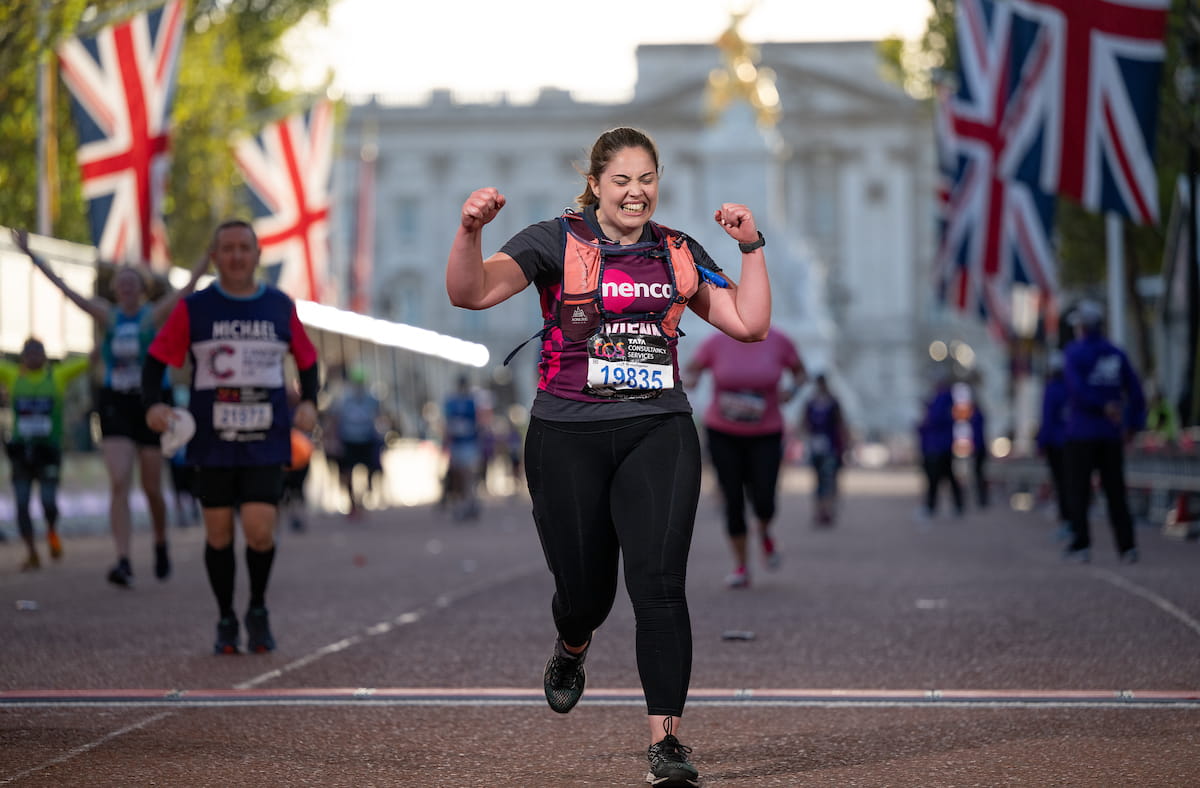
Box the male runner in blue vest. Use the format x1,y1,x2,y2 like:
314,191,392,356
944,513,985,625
143,220,319,653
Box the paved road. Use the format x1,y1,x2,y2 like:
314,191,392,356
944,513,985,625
2,467,1199,787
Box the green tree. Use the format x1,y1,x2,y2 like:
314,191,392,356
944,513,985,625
0,0,331,267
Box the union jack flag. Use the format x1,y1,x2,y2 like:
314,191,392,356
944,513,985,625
935,0,1060,338
57,0,186,269
1009,0,1169,225
232,100,336,304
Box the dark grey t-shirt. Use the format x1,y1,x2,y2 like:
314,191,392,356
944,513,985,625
499,207,721,422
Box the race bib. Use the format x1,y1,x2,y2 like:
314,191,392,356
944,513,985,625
213,402,273,433
15,397,53,438
447,416,477,439
808,434,832,456
585,333,673,396
16,415,52,438
109,365,141,392
717,391,767,423
109,329,141,361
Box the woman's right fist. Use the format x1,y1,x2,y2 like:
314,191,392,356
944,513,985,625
461,188,506,232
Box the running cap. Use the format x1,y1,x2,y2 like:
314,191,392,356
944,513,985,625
160,407,196,456
1069,299,1104,328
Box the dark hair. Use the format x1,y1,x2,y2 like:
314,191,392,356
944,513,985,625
110,264,148,295
212,219,258,247
575,127,660,208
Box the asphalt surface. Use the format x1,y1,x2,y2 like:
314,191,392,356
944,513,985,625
2,465,1199,787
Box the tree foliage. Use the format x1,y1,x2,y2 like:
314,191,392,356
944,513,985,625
0,0,330,266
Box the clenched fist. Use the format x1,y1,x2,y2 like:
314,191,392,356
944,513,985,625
461,188,507,233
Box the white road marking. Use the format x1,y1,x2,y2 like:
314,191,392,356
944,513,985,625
1090,567,1200,639
0,562,543,783
0,711,174,786
234,561,542,690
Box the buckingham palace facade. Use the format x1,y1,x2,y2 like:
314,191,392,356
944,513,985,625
328,40,1008,450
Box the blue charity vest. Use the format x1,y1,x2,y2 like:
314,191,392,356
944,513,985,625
103,305,158,392
184,285,295,467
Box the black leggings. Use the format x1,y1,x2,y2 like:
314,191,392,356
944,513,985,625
1064,438,1135,553
922,451,963,514
8,444,61,540
1045,445,1069,522
706,428,783,538
524,413,701,717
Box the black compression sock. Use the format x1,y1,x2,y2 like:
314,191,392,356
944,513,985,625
245,545,276,610
204,543,236,618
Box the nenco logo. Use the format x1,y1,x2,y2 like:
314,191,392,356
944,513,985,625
601,270,673,311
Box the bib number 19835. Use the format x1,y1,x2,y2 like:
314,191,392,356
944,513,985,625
585,333,673,393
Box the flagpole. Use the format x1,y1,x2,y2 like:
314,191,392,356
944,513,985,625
1179,0,1200,425
1188,165,1200,424
73,0,170,38
1106,213,1125,347
351,120,377,315
36,0,51,236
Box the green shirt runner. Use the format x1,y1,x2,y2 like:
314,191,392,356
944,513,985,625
0,355,91,448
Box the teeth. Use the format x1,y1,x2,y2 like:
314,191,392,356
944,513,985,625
621,203,645,212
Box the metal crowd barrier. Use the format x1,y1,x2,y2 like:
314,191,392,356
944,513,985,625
986,433,1200,540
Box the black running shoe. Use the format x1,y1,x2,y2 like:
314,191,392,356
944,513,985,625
543,639,587,714
107,559,133,589
244,607,276,653
214,616,240,655
154,543,171,580
646,734,700,787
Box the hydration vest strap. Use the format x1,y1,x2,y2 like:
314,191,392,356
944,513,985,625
503,325,549,367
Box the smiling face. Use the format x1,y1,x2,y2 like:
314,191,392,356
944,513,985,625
211,223,260,295
111,267,145,311
587,145,659,245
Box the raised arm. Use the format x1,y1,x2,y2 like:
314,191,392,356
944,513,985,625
53,354,92,386
11,228,110,323
686,204,771,342
446,187,529,310
150,248,211,325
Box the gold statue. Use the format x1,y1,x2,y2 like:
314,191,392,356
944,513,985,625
705,4,781,128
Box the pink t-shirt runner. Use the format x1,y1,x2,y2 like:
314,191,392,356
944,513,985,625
690,328,803,436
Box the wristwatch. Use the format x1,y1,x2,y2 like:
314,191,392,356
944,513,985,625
738,231,766,253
